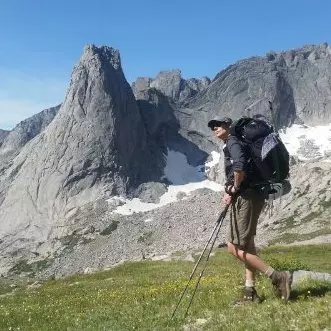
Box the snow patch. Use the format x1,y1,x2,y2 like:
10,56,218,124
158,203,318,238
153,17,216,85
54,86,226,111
108,149,221,215
279,123,331,160
205,151,221,168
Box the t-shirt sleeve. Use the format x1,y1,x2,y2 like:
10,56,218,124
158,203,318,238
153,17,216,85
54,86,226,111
227,138,246,171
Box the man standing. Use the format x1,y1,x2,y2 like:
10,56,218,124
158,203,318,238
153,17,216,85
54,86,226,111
207,116,292,303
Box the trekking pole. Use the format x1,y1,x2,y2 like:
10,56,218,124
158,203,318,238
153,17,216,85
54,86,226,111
171,204,229,320
183,204,228,318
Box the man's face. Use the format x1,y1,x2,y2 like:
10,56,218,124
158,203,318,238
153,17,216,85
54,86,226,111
212,124,229,140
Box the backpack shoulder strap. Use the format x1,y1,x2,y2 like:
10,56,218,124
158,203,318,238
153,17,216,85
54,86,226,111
229,117,254,139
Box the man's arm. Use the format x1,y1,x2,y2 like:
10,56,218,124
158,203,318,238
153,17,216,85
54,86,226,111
227,139,247,193
224,170,244,197
233,169,245,190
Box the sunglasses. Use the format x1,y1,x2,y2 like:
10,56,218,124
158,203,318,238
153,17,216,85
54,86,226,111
211,123,230,131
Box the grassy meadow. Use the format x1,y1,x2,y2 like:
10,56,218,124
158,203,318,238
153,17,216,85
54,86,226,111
0,244,330,330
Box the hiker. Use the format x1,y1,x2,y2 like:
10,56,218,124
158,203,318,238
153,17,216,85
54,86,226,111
207,116,292,303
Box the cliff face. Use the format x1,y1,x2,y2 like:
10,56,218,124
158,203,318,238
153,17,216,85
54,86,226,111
197,43,330,123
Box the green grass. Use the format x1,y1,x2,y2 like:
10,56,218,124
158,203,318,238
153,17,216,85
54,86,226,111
0,244,330,330
261,244,331,273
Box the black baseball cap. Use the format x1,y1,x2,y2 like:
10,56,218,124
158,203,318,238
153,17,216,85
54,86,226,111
207,116,233,129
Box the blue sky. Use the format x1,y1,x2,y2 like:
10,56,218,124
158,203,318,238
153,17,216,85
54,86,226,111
0,0,330,129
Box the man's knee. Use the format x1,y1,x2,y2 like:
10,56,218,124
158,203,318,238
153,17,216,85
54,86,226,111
227,241,251,259
227,242,239,256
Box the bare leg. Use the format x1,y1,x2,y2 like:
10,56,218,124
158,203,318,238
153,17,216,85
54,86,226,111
227,241,269,274
228,238,265,303
245,237,257,283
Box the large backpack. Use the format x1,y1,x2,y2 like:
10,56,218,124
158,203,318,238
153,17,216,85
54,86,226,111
229,116,290,185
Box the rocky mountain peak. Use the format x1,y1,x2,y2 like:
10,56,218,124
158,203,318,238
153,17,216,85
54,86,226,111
150,69,182,100
132,69,210,103
81,44,122,71
277,42,330,66
0,44,162,260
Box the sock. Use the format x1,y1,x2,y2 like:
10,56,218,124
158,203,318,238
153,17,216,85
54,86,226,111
265,267,275,278
245,279,255,288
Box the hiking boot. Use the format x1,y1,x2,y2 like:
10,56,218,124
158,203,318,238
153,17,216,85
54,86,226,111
232,287,263,306
271,271,293,301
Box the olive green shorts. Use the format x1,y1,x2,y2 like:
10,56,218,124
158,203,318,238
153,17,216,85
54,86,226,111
227,188,265,248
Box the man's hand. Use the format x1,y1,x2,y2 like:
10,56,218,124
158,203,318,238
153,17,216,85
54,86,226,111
225,184,239,196
222,193,232,205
